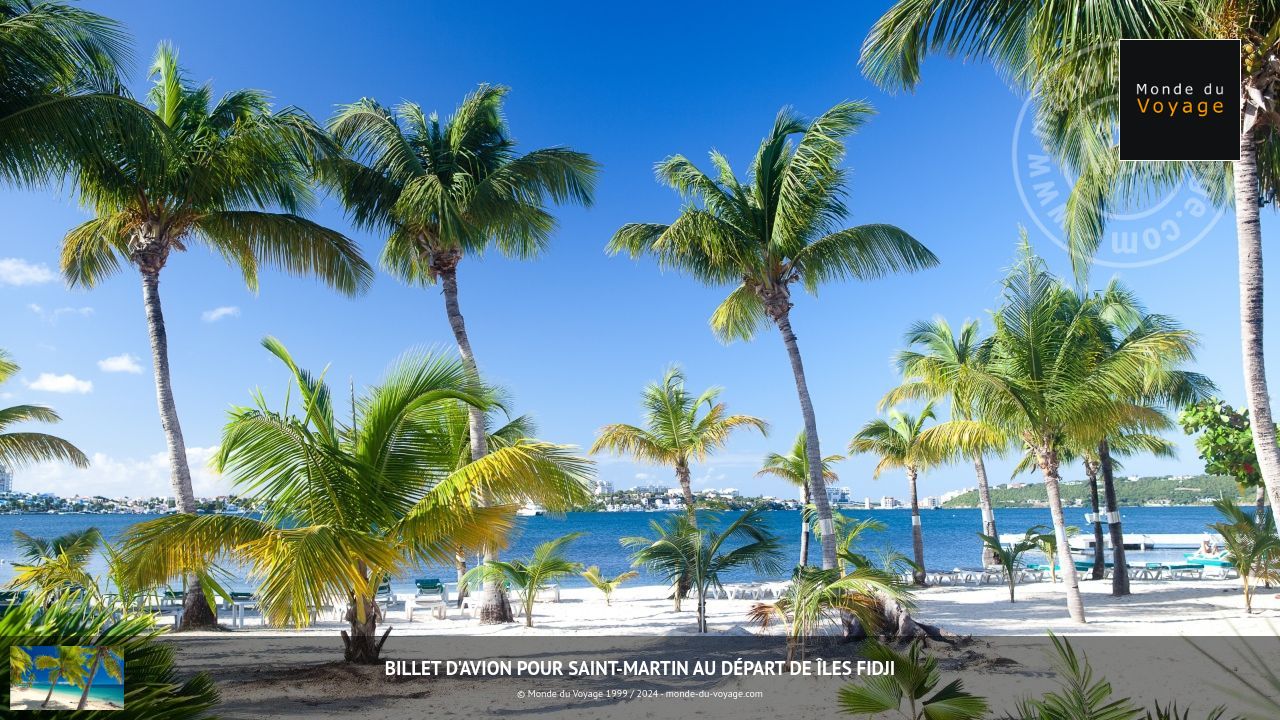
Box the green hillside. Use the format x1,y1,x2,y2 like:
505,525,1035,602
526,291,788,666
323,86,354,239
942,474,1247,508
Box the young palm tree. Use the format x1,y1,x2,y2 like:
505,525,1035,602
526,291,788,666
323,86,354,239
620,514,696,612
882,318,1004,566
849,403,936,586
118,338,592,662
75,646,123,711
59,44,372,629
326,84,597,624
862,0,1280,526
8,527,101,596
0,350,88,471
36,646,87,708
1210,499,1280,614
467,532,583,627
756,431,843,566
593,366,768,524
979,529,1040,603
581,566,638,606
838,641,988,720
918,241,1199,623
609,101,938,570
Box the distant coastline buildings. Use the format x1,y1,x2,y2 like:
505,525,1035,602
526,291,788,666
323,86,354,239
0,464,11,494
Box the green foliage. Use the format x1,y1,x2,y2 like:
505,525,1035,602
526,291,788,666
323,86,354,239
0,349,89,470
979,529,1039,603
466,533,584,627
1209,499,1280,613
8,527,102,599
1180,400,1266,491
838,640,988,720
849,402,937,476
943,474,1245,509
580,566,638,606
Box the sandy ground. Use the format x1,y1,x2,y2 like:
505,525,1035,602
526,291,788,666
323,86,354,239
9,686,121,710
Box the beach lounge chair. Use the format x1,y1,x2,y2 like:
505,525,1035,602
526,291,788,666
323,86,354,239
533,583,561,603
406,579,449,621
1185,553,1239,579
979,566,1006,585
0,590,25,617
375,581,396,610
414,578,448,603
1159,563,1204,580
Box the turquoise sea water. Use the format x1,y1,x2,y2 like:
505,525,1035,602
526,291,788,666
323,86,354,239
0,506,1233,595
16,682,123,707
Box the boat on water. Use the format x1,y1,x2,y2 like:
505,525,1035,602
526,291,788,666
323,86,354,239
517,502,546,517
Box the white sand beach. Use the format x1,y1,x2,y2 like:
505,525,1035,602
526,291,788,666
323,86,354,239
184,575,1280,638
9,685,121,711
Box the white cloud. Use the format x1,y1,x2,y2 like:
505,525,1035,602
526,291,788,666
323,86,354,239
98,353,143,374
0,258,55,286
18,446,228,498
633,472,651,481
201,306,240,323
28,304,94,322
26,373,93,394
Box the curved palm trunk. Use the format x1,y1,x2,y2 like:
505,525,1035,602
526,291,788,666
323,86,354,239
1236,129,1280,513
906,467,925,585
675,461,697,526
799,483,810,567
772,309,837,569
1036,448,1086,623
438,264,512,624
973,453,998,567
1098,440,1129,596
41,674,60,707
141,270,216,630
76,652,101,710
1084,460,1106,580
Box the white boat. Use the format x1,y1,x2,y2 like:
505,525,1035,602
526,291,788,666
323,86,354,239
517,502,545,517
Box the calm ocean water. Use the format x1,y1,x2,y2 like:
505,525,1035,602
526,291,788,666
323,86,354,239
20,683,124,706
0,506,1231,594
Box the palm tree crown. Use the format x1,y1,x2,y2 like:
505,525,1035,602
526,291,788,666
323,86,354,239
0,349,87,470
849,404,936,478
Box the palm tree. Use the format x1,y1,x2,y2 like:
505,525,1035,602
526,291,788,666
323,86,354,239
118,338,592,662
625,509,784,633
467,532,583,627
0,350,88,471
10,646,33,687
593,366,768,524
609,101,938,570
619,514,696,612
849,403,936,586
59,44,372,629
861,0,1280,528
581,566,638,606
882,318,1004,566
918,241,1199,623
8,527,101,596
75,646,123,711
36,646,87,708
838,641,988,720
979,529,1041,603
325,84,597,624
0,0,148,186
1209,499,1280,614
757,432,843,566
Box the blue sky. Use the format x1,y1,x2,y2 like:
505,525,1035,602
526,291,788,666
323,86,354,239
1,1,1272,501
17,646,122,687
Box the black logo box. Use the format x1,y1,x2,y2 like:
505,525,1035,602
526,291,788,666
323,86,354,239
1119,38,1240,161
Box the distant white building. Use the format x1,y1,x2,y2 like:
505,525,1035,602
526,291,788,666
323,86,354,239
720,488,740,498
880,495,900,509
863,497,873,510
0,464,11,494
922,496,940,509
826,486,851,505
594,479,613,496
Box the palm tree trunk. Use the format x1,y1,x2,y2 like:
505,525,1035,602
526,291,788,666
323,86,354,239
438,263,512,624
906,467,925,585
141,270,215,630
1084,460,1105,580
1036,448,1086,623
41,676,58,708
973,453,998,567
1236,128,1280,513
675,461,697,526
76,652,101,710
341,596,385,663
1256,485,1267,525
799,483,810,567
772,309,837,570
1098,440,1129,596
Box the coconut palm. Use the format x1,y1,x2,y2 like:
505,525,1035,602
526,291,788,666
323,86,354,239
609,101,938,570
118,338,592,662
619,513,696,612
838,640,989,720
594,366,768,524
8,527,101,596
466,532,583,627
757,432,843,566
0,350,88,471
979,529,1040,603
849,403,936,586
36,646,87,708
59,44,371,628
75,646,123,711
918,241,1199,623
325,84,596,624
10,646,33,687
882,318,1005,566
861,0,1280,529
1210,499,1280,614
581,566,638,606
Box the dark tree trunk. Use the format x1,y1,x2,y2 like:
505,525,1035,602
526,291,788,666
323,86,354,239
675,461,697,526
1085,460,1106,580
973,453,998,567
799,483,810,567
907,467,926,586
341,596,388,664
1098,440,1129,597
41,677,58,707
76,652,101,710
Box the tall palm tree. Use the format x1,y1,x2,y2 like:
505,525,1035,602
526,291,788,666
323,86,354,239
609,101,938,569
326,84,597,623
36,646,87,708
919,241,1199,623
59,45,371,628
861,0,1280,528
75,646,123,711
593,366,767,524
849,403,937,586
0,350,88,471
882,318,1004,566
118,338,592,662
0,0,148,185
756,431,843,566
